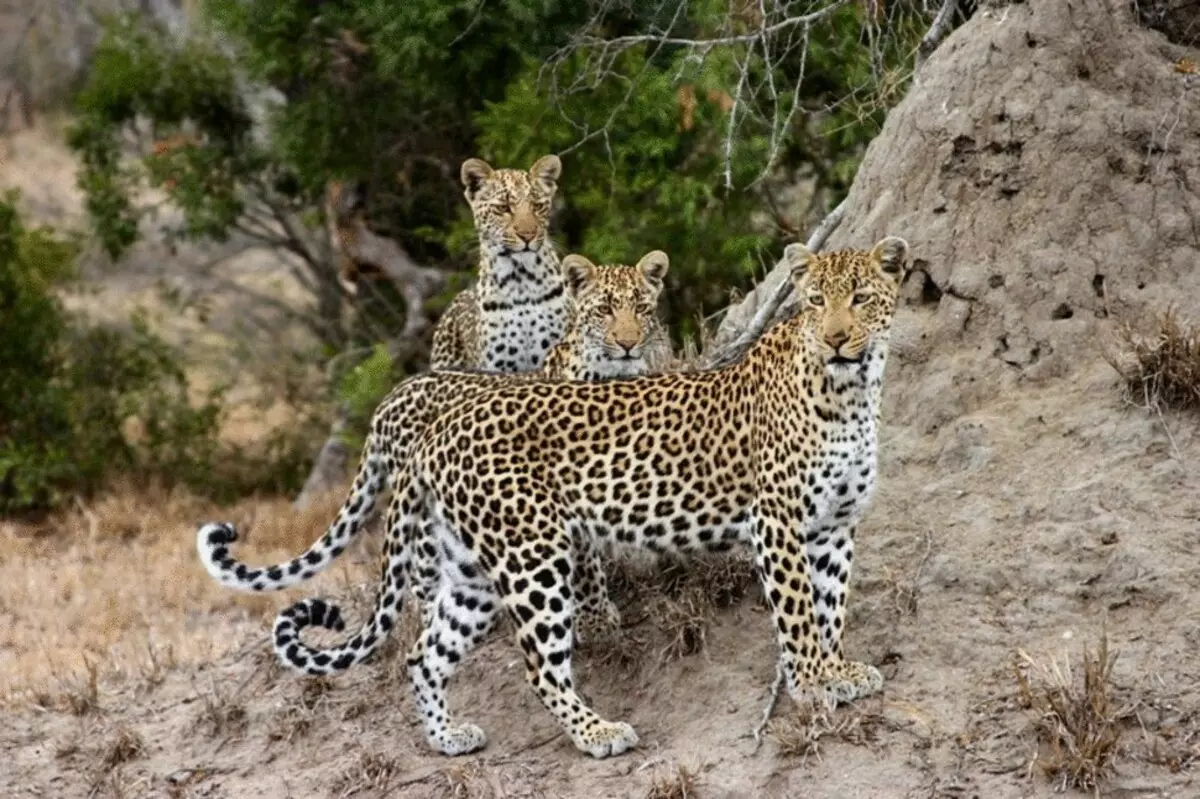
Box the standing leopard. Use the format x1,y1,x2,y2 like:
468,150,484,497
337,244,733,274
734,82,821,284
217,235,909,759
197,251,673,639
430,155,567,373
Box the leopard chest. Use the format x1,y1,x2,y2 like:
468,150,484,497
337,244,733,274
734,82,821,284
477,254,568,372
797,405,879,527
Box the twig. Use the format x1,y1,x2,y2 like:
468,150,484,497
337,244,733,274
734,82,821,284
752,661,785,752
1153,404,1182,460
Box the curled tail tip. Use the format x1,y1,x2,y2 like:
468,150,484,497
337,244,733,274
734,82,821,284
277,598,347,633
197,521,239,548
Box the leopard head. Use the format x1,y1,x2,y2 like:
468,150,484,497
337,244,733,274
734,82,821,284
787,236,909,366
560,250,670,377
460,155,561,257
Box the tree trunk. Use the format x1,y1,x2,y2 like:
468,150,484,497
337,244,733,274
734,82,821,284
294,184,446,509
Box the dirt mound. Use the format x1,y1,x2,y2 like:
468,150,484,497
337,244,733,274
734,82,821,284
830,0,1200,426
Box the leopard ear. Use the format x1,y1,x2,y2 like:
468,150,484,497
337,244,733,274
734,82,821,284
784,242,814,284
869,236,909,280
529,154,562,192
561,254,597,296
635,250,669,288
460,158,494,201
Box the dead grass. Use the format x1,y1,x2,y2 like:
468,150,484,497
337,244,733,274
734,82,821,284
436,762,504,798
1106,308,1200,411
266,677,333,743
30,656,101,715
192,676,249,739
1015,635,1128,794
330,748,405,798
98,725,145,771
769,705,886,761
0,480,361,708
645,762,703,799
88,768,147,799
599,550,758,669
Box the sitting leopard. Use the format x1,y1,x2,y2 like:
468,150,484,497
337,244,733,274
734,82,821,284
240,236,908,760
430,155,568,373
540,250,671,380
196,251,673,639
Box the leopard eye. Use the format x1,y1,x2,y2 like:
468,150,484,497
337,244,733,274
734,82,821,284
852,292,873,306
597,301,614,316
807,293,825,307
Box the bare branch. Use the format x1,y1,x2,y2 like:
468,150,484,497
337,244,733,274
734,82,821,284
547,0,853,188
705,198,846,368
572,3,848,51
326,203,446,341
722,48,752,190
915,0,959,74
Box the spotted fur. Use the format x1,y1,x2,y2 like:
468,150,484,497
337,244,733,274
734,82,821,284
255,237,909,759
540,250,671,381
430,155,567,373
195,253,672,626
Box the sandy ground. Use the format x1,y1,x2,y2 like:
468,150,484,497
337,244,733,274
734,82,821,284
3,325,1197,798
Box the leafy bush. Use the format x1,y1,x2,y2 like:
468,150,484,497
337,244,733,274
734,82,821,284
336,344,406,449
0,194,305,513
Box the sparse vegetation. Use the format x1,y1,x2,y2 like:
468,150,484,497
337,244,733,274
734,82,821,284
330,748,405,798
193,676,249,739
1015,635,1128,794
645,763,703,799
769,705,885,760
1107,308,1200,412
588,551,759,671
0,483,357,707
98,725,145,771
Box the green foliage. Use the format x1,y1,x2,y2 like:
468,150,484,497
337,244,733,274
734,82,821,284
0,195,307,513
337,344,404,448
68,14,255,259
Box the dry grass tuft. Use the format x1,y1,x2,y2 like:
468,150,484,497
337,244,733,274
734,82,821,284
645,763,703,799
437,762,500,798
330,749,404,798
1106,308,1200,411
1015,635,1127,794
31,656,102,715
267,677,333,743
651,586,713,662
600,550,757,667
88,767,146,799
99,725,145,771
193,677,249,739
769,705,885,760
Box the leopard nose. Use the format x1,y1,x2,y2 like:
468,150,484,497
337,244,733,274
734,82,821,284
824,329,849,349
614,336,639,354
